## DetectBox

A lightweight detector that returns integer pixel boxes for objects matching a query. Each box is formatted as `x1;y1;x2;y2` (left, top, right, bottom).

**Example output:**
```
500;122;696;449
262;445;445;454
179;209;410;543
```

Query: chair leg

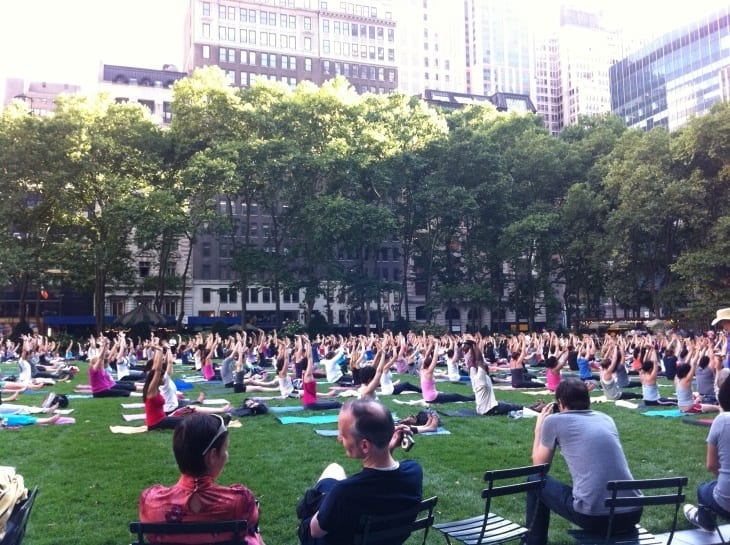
716;524;727;545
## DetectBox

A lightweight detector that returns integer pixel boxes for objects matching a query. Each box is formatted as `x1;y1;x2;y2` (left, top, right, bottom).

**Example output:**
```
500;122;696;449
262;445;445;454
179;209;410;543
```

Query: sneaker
683;504;714;532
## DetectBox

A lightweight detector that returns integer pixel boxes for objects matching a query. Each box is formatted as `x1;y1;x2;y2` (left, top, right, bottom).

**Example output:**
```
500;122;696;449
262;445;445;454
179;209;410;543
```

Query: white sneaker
684;504;714;532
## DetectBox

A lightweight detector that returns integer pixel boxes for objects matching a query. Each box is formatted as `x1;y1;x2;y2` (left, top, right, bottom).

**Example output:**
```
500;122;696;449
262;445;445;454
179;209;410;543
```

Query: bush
279;320;305;338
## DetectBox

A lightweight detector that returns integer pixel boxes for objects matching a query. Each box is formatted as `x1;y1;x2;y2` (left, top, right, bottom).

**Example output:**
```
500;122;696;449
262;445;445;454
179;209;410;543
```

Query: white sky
0;0;727;89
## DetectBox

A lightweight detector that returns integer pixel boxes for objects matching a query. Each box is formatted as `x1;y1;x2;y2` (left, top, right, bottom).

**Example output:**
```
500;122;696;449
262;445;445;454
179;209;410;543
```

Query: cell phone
552;403;560;414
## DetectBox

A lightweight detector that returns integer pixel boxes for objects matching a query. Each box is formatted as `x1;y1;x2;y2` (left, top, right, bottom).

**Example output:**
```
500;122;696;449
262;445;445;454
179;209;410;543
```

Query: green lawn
0;361;709;545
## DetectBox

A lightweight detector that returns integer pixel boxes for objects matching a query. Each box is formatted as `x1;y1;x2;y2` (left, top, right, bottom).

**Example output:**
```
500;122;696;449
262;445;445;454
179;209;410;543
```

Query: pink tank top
420;372;437;402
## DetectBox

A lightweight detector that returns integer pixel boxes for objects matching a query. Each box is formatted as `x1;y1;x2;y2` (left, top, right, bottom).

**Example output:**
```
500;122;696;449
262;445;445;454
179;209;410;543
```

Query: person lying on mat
297;398;422;545
139;413;264;545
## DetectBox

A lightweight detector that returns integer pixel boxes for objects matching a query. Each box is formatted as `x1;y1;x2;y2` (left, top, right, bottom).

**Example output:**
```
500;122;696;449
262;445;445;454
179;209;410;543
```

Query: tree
46;94;164;333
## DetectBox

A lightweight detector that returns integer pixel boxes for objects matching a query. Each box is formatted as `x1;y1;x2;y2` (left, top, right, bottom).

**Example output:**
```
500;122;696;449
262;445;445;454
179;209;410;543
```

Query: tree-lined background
2;66;729;334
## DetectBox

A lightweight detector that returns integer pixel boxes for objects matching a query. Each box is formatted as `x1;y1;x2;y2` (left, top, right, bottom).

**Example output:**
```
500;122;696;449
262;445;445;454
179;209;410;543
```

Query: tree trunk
94;266;106;334
177;234;194;328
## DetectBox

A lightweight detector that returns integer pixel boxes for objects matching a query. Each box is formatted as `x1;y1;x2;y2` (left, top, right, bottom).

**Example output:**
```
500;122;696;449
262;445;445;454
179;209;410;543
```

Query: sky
0;0;728;89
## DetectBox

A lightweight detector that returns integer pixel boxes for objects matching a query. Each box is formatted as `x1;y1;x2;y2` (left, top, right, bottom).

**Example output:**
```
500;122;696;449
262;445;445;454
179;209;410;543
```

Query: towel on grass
392;398;430;407
122;413;146;422
122;399;230;409
315;427;451;437
110;419;242;434
278;414;339;425
641;409;685;417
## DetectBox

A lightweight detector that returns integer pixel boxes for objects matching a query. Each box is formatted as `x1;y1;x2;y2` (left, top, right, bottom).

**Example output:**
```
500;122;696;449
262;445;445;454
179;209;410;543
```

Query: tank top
546;369;561;392
600;373;621;400
642;382;659;402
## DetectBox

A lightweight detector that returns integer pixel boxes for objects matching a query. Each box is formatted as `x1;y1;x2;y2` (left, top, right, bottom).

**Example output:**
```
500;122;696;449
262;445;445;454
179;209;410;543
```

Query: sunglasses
201;414;227;456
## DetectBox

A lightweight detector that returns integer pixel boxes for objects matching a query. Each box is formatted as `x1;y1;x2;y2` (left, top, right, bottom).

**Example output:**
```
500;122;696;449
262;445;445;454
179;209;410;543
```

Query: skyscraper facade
464;0;535;98
184;0;399;94
610;7;730;131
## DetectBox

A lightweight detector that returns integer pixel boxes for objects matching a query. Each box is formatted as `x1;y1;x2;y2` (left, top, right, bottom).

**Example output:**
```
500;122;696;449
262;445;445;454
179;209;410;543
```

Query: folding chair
568;476;688;545
129;519;248;545
434;464;550;545
353;496;439;545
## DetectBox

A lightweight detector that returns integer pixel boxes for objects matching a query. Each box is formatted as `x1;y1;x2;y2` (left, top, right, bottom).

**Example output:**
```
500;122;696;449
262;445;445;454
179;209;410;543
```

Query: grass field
0;360;710;545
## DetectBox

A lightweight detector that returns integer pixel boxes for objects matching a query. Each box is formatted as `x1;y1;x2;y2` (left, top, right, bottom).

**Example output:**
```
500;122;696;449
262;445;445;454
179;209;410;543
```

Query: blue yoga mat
278;414;339;425
268;406;305;414
641;409;685;417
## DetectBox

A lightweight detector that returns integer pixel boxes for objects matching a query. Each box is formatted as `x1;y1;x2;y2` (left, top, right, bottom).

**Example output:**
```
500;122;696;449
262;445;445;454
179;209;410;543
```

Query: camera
400;431;415;452
552;402;560;414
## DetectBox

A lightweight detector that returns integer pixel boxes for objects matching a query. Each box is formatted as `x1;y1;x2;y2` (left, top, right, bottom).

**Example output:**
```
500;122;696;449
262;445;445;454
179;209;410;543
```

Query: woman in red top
139;413;264;544
144;345;186;430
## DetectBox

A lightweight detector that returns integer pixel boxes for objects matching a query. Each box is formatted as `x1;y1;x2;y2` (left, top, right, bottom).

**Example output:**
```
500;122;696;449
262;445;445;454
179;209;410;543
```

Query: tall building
610;7;730;131
184;0;398;94
464;0;535;98
98;64;187;125
534;5;621;135
389;0;466;96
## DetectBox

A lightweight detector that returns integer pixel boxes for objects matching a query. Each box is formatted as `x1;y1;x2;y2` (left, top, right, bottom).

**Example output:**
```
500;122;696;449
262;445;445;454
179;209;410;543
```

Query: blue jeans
697;481;730;528
524;475;642;545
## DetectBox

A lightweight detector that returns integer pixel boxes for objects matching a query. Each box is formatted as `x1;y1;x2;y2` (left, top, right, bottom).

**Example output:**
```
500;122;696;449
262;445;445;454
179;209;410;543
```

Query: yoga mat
682;417;714;427
641;409;685;417
121;402;145;409
67;394;92;399
392;399;430;407
277;414;339;425
315;427;451;437
122;414;146;422
438;409;479;417
110;425;148;434
268;406;305;414
173;378;193;390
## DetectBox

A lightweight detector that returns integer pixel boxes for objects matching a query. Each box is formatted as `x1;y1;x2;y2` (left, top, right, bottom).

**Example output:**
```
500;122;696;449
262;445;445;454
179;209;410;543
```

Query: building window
202;242;211;257
240;7;247;21
163;102;172;123
202;288;211;304
110;298;126;316
202;2;210;16
283;289;300;303
323;19;330;33
229;288;238;304
218;4;226;18
219;288;229;303
202;45;210;59
304;37;312;51
202;264;211;279
338;310;346;324
304;16;311;30
323;40;330;54
163;299;176;316
139;261;151;278
247;288;259;303
228;6;235;19
202;23;210;38
262;288;272;303
305;58;312;71
261;53;269;67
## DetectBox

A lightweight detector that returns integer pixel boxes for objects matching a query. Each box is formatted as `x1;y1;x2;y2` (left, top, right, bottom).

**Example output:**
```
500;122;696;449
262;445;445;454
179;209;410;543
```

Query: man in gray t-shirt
524;378;642;545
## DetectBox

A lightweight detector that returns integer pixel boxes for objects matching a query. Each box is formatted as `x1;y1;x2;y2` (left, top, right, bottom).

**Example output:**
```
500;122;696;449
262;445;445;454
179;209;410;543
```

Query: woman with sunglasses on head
139;412;265;544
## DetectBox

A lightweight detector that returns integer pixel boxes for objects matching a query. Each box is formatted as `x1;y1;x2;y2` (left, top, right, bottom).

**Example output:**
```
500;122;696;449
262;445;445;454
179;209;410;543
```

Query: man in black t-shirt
298;399;423;545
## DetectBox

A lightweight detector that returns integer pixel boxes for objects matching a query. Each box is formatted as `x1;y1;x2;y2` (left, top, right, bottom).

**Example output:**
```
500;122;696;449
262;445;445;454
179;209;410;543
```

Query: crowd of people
4;307;730;543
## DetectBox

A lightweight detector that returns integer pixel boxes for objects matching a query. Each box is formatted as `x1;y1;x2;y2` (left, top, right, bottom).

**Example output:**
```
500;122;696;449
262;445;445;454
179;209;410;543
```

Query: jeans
524;475;642;545
697;481;730;529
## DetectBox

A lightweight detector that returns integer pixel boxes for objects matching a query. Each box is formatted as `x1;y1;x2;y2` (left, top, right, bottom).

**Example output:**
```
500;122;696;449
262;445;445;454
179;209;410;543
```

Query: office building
533;5;621;135
184;0;399;94
3;78;81;116
610;7;730;131
98;64;187;125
